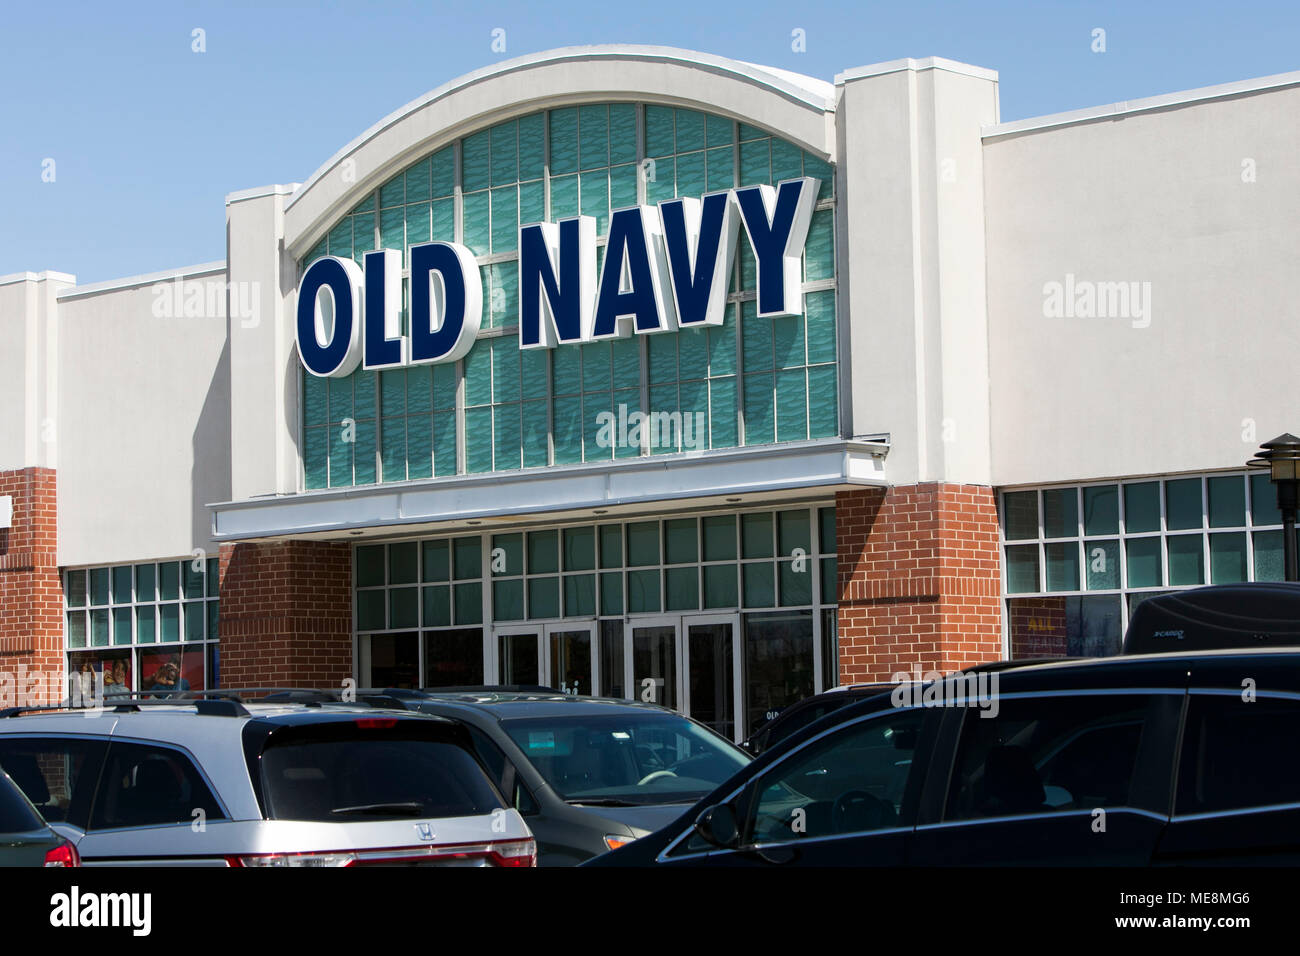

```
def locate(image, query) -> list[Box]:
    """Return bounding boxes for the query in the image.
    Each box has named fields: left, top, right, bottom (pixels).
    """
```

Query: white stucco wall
left=0, top=272, right=74, bottom=472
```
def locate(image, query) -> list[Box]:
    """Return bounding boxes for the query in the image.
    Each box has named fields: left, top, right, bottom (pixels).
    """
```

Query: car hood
left=571, top=802, right=693, bottom=836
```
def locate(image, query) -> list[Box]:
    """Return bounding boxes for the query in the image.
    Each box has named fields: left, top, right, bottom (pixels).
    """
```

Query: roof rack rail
left=0, top=695, right=250, bottom=718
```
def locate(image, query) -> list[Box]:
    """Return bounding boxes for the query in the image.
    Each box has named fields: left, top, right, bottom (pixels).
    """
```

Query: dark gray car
left=0, top=768, right=77, bottom=867
left=369, top=689, right=751, bottom=866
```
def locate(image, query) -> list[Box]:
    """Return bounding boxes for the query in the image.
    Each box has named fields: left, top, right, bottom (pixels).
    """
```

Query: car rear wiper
left=564, top=798, right=643, bottom=807
left=329, top=802, right=425, bottom=816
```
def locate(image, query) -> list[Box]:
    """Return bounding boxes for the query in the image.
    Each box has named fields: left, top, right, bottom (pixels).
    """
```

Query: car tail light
left=353, top=718, right=398, bottom=729
left=227, top=852, right=356, bottom=867
left=44, top=838, right=80, bottom=867
left=227, top=838, right=537, bottom=868
left=486, top=839, right=537, bottom=867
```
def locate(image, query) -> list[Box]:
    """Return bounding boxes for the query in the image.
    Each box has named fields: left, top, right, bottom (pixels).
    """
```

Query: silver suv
left=0, top=695, right=535, bottom=866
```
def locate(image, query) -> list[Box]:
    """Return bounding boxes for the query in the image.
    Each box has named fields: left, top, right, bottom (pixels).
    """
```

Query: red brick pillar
left=217, top=540, right=353, bottom=690
left=0, top=467, right=63, bottom=705
left=836, top=483, right=1002, bottom=683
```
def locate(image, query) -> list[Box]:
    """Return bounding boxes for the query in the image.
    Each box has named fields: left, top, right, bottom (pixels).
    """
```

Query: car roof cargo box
left=1123, top=583, right=1300, bottom=654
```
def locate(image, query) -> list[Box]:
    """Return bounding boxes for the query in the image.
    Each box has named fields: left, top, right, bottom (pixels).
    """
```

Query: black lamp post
left=1248, top=433, right=1300, bottom=582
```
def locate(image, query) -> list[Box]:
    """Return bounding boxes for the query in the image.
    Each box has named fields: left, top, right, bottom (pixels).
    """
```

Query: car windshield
left=503, top=712, right=750, bottom=805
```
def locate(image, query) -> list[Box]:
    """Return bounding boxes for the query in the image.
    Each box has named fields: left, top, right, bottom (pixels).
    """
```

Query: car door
left=658, top=705, right=936, bottom=866
left=910, top=690, right=1181, bottom=865
left=1154, top=690, right=1300, bottom=864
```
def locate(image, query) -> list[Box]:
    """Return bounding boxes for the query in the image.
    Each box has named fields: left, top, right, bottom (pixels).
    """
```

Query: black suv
left=589, top=586, right=1300, bottom=866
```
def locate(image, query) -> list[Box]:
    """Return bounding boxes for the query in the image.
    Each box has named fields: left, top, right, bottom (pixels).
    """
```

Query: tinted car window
left=0, top=737, right=106, bottom=825
left=0, top=772, right=44, bottom=833
left=260, top=724, right=502, bottom=821
left=466, top=726, right=539, bottom=815
left=1176, top=694, right=1300, bottom=815
left=945, top=694, right=1150, bottom=821
left=747, top=708, right=924, bottom=845
left=91, top=741, right=226, bottom=830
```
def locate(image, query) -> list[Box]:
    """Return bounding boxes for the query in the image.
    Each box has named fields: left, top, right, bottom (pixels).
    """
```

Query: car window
left=466, top=726, right=539, bottom=815
left=90, top=741, right=226, bottom=831
left=0, top=736, right=107, bottom=826
left=745, top=708, right=925, bottom=845
left=0, top=772, right=44, bottom=833
left=944, top=694, right=1151, bottom=821
left=765, top=698, right=852, bottom=751
left=1176, top=694, right=1300, bottom=815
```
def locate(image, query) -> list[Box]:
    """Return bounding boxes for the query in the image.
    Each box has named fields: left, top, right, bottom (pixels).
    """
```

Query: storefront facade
left=3, top=47, right=1296, bottom=739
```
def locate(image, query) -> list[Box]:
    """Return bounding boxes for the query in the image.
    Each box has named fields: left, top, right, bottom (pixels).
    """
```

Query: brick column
left=217, top=540, right=352, bottom=689
left=0, top=467, right=63, bottom=705
left=836, top=483, right=1002, bottom=683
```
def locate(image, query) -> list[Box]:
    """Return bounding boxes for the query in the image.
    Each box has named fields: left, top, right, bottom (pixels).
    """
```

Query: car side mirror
left=693, top=803, right=740, bottom=849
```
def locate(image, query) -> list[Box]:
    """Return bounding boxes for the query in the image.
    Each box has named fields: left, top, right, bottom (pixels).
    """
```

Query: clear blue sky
left=2, top=0, right=1297, bottom=283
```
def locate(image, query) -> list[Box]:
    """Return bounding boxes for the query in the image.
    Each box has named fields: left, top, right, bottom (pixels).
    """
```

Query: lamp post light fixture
left=1248, top=433, right=1300, bottom=582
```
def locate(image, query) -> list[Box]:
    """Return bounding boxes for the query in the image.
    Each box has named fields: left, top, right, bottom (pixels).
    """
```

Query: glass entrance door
left=683, top=614, right=741, bottom=742
left=544, top=623, right=595, bottom=696
left=629, top=619, right=679, bottom=710
left=495, top=627, right=541, bottom=686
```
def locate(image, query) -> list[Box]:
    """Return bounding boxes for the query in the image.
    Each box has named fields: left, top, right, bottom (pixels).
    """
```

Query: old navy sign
left=296, top=176, right=820, bottom=377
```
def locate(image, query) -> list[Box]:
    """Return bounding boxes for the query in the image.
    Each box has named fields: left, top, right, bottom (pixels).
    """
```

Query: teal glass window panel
left=405, top=157, right=431, bottom=204
left=741, top=302, right=773, bottom=371
left=739, top=138, right=770, bottom=186
left=805, top=291, right=836, bottom=366
left=627, top=569, right=661, bottom=613
left=679, top=380, right=708, bottom=450
left=600, top=525, right=623, bottom=568
left=663, top=518, right=698, bottom=565
left=743, top=562, right=776, bottom=608
left=521, top=347, right=548, bottom=396
left=405, top=365, right=432, bottom=414
left=739, top=240, right=756, bottom=291
left=462, top=130, right=491, bottom=192
left=111, top=565, right=132, bottom=604
left=1044, top=542, right=1080, bottom=592
left=158, top=563, right=178, bottom=601
left=432, top=198, right=455, bottom=242
left=431, top=147, right=455, bottom=197
left=431, top=363, right=456, bottom=410
left=354, top=369, right=375, bottom=420
left=1005, top=545, right=1040, bottom=593
left=493, top=405, right=522, bottom=471
left=328, top=422, right=353, bottom=486
left=389, top=588, right=418, bottom=629
left=304, top=373, right=327, bottom=427
left=158, top=606, right=179, bottom=644
left=564, top=574, right=597, bottom=617
left=490, top=119, right=518, bottom=186
left=553, top=395, right=582, bottom=465
left=490, top=187, right=518, bottom=254
left=356, top=545, right=385, bottom=587
left=421, top=540, right=450, bottom=582
left=1125, top=537, right=1162, bottom=588
left=351, top=213, right=375, bottom=258
left=1083, top=485, right=1119, bottom=536
left=433, top=413, right=456, bottom=477
left=778, top=511, right=812, bottom=557
left=550, top=174, right=579, bottom=220
left=769, top=138, right=802, bottom=182
left=356, top=590, right=385, bottom=631
left=1123, top=481, right=1161, bottom=533
left=407, top=414, right=433, bottom=480
left=549, top=107, right=579, bottom=174
left=706, top=147, right=734, bottom=191
left=89, top=567, right=110, bottom=606
left=388, top=542, right=418, bottom=585
left=807, top=366, right=837, bottom=439
left=553, top=347, right=582, bottom=395
left=644, top=105, right=675, bottom=157
left=136, top=606, right=155, bottom=644
left=182, top=561, right=204, bottom=599
left=528, top=576, right=560, bottom=619
left=580, top=170, right=610, bottom=234
left=583, top=393, right=614, bottom=461
left=521, top=400, right=548, bottom=468
left=613, top=388, right=640, bottom=459
left=710, top=377, right=737, bottom=448
left=1167, top=534, right=1205, bottom=585
left=677, top=327, right=709, bottom=382
left=328, top=375, right=353, bottom=424
left=405, top=202, right=431, bottom=249
left=706, top=114, right=734, bottom=147
left=381, top=368, right=405, bottom=419
left=674, top=109, right=705, bottom=153
left=1251, top=474, right=1282, bottom=526
left=702, top=514, right=737, bottom=562
left=327, top=218, right=352, bottom=257
left=454, top=537, right=482, bottom=580
left=380, top=205, right=404, bottom=256
left=134, top=564, right=155, bottom=602
left=1042, top=488, right=1079, bottom=539
left=648, top=334, right=676, bottom=384
left=804, top=152, right=833, bottom=193
left=609, top=104, right=637, bottom=165
left=708, top=314, right=737, bottom=376
left=563, top=527, right=596, bottom=571
left=381, top=416, right=407, bottom=482
left=582, top=341, right=612, bottom=393
left=1208, top=476, right=1246, bottom=528
left=578, top=104, right=609, bottom=170
left=626, top=521, right=660, bottom=567
left=665, top=567, right=699, bottom=611
left=89, top=608, right=109, bottom=647
left=703, top=564, right=738, bottom=609
left=675, top=150, right=706, bottom=198
left=379, top=170, right=404, bottom=208
left=773, top=315, right=805, bottom=370
left=1084, top=539, right=1120, bottom=590
left=113, top=607, right=132, bottom=645
left=519, top=180, right=545, bottom=226
left=775, top=369, right=808, bottom=443
left=743, top=373, right=775, bottom=445
left=1165, top=478, right=1203, bottom=531
left=1253, top=530, right=1284, bottom=581
left=423, top=585, right=451, bottom=628
left=600, top=571, right=623, bottom=615
left=819, top=507, right=836, bottom=554
left=1210, top=532, right=1248, bottom=583
left=465, top=407, right=493, bottom=474
left=493, top=579, right=525, bottom=621
left=305, top=426, right=328, bottom=489
left=804, top=209, right=834, bottom=281
left=742, top=513, right=774, bottom=559
left=778, top=559, right=813, bottom=606
left=820, top=558, right=837, bottom=604
left=353, top=420, right=376, bottom=485
left=454, top=582, right=484, bottom=625
left=646, top=385, right=678, bottom=454
left=208, top=601, right=219, bottom=641
left=646, top=156, right=675, bottom=205
left=609, top=163, right=638, bottom=211
left=461, top=191, right=491, bottom=256
left=528, top=530, right=559, bottom=574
